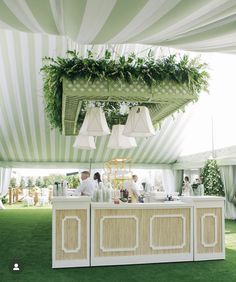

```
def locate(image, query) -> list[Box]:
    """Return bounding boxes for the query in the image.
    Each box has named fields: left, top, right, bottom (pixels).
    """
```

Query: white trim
left=201, top=213, right=217, bottom=248
left=194, top=203, right=225, bottom=261
left=62, top=216, right=81, bottom=253
left=52, top=259, right=89, bottom=268
left=197, top=202, right=225, bottom=208
left=53, top=201, right=90, bottom=210
left=52, top=196, right=91, bottom=203
left=194, top=253, right=225, bottom=261
left=52, top=200, right=90, bottom=268
left=91, top=202, right=192, bottom=209
left=150, top=214, right=186, bottom=250
left=91, top=253, right=193, bottom=266
left=91, top=206, right=95, bottom=265
left=52, top=208, right=56, bottom=268
left=221, top=207, right=226, bottom=259
left=53, top=198, right=225, bottom=267
left=100, top=215, right=139, bottom=252
left=180, top=196, right=225, bottom=203
left=193, top=203, right=196, bottom=260
left=190, top=206, right=193, bottom=256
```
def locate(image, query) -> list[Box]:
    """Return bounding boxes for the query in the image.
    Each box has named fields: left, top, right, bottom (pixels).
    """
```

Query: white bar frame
left=99, top=215, right=139, bottom=252
left=62, top=216, right=81, bottom=253
left=193, top=199, right=225, bottom=261
left=150, top=214, right=186, bottom=250
left=91, top=205, right=194, bottom=266
left=52, top=200, right=90, bottom=268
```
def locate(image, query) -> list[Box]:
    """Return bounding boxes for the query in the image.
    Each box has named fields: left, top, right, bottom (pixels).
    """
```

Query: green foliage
left=20, top=177, right=26, bottom=189
left=1, top=195, right=8, bottom=204
left=27, top=177, right=35, bottom=188
left=202, top=159, right=225, bottom=196
left=35, top=177, right=43, bottom=188
left=41, top=174, right=68, bottom=187
left=41, top=50, right=209, bottom=132
left=42, top=176, right=52, bottom=187
left=10, top=177, right=17, bottom=188
left=66, top=175, right=80, bottom=188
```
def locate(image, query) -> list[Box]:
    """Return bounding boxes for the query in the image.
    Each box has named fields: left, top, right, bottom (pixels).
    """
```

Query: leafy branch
left=41, top=50, right=209, bottom=132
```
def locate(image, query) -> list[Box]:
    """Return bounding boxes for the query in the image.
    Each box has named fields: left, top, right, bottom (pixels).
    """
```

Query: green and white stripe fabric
left=2, top=0, right=231, bottom=167
left=0, top=29, right=195, bottom=167
left=0, top=0, right=235, bottom=52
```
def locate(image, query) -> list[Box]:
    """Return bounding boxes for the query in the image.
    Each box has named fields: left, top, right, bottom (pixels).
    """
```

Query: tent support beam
left=0, top=161, right=172, bottom=170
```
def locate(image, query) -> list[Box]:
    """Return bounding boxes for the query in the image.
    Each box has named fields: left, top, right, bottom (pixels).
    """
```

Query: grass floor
left=0, top=209, right=235, bottom=282
left=4, top=202, right=52, bottom=209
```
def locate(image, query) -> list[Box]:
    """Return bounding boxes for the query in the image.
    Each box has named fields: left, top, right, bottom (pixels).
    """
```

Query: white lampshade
left=73, top=135, right=96, bottom=150
left=107, top=125, right=137, bottom=149
left=123, top=106, right=155, bottom=137
left=79, top=107, right=110, bottom=136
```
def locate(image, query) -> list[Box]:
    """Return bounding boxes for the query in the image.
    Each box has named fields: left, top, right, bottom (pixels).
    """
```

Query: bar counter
left=52, top=196, right=225, bottom=268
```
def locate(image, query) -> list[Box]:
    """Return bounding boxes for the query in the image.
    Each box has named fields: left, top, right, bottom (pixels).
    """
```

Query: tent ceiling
left=174, top=145, right=236, bottom=169
left=0, top=0, right=236, bottom=53
left=0, top=30, right=193, bottom=167
left=0, top=1, right=235, bottom=167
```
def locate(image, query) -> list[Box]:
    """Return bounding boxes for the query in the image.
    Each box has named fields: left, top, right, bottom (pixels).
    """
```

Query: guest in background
left=94, top=172, right=102, bottom=184
left=192, top=176, right=204, bottom=196
left=182, top=176, right=192, bottom=196
left=198, top=175, right=205, bottom=196
left=76, top=171, right=94, bottom=196
left=192, top=177, right=200, bottom=196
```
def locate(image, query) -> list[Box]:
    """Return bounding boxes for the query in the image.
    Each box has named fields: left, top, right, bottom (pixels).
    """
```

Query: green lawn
left=0, top=209, right=235, bottom=282
left=4, top=202, right=52, bottom=209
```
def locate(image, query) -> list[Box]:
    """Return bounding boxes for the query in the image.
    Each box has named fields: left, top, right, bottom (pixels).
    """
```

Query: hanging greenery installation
left=41, top=50, right=209, bottom=133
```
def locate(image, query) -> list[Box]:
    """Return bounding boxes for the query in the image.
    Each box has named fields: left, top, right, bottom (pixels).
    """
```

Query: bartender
left=124, top=175, right=141, bottom=203
left=76, top=171, right=94, bottom=197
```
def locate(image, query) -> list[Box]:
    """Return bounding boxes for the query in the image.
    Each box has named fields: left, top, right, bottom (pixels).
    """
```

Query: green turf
left=4, top=202, right=52, bottom=209
left=0, top=209, right=235, bottom=282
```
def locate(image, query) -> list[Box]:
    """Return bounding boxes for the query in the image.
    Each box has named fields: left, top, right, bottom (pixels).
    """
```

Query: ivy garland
left=41, top=50, right=209, bottom=132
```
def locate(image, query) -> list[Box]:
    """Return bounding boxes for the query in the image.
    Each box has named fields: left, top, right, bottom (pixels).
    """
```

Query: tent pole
left=89, top=158, right=92, bottom=174
left=211, top=116, right=215, bottom=158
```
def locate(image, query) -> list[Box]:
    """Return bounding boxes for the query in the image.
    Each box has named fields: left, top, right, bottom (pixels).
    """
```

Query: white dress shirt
left=182, top=181, right=192, bottom=196
left=77, top=178, right=94, bottom=196
left=124, top=180, right=140, bottom=202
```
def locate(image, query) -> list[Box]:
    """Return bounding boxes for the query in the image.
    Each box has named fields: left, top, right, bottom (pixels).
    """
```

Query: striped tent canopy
left=0, top=29, right=195, bottom=168
left=0, top=0, right=234, bottom=168
left=0, top=0, right=236, bottom=53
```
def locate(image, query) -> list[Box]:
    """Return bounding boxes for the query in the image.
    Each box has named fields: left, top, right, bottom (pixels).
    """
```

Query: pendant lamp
left=123, top=106, right=155, bottom=137
left=107, top=125, right=137, bottom=149
left=73, top=135, right=96, bottom=150
left=79, top=107, right=110, bottom=136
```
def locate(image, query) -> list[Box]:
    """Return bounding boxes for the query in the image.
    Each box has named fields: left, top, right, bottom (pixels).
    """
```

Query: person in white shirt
left=124, top=175, right=140, bottom=203
left=77, top=171, right=94, bottom=197
left=182, top=176, right=192, bottom=196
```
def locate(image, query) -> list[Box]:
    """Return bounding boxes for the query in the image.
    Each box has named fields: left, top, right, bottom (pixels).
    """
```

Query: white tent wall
left=174, top=146, right=236, bottom=170
left=131, top=169, right=175, bottom=192
left=161, top=169, right=175, bottom=194
left=220, top=166, right=236, bottom=219
left=174, top=170, right=184, bottom=194
left=0, top=167, right=12, bottom=209
left=173, top=150, right=236, bottom=219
